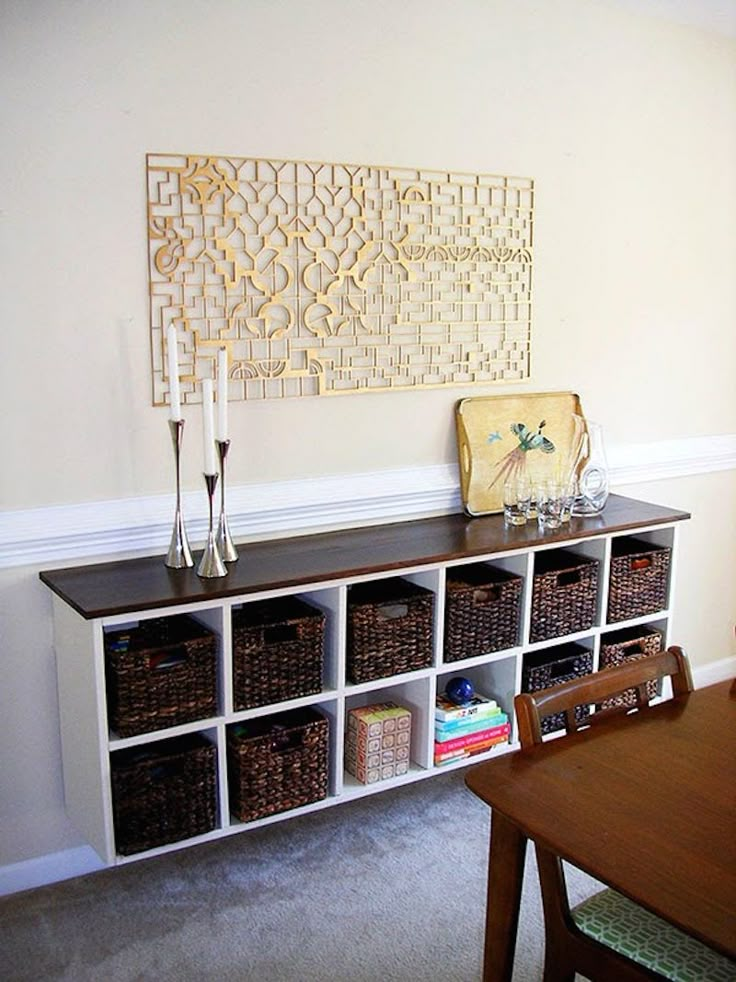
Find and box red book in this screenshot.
[434,733,509,764]
[433,722,510,755]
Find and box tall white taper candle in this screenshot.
[202,379,217,474]
[167,326,181,420]
[217,347,228,442]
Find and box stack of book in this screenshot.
[434,690,510,766]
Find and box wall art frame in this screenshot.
[147,152,534,405]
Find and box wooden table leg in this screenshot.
[481,810,528,982]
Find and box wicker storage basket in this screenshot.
[105,615,217,737]
[346,578,434,684]
[529,550,599,643]
[607,537,671,623]
[444,565,522,662]
[232,597,325,711]
[521,642,594,734]
[227,707,329,823]
[598,625,663,709]
[111,733,217,856]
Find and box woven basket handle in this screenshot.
[264,624,299,645]
[148,645,188,671]
[150,759,186,781]
[271,726,306,753]
[473,587,500,604]
[619,640,646,656]
[549,661,573,681]
[376,603,409,620]
[630,556,652,571]
[557,569,581,587]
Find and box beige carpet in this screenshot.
[0,768,598,981]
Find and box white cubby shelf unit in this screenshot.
[40,494,689,866]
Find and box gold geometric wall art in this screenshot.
[147,153,534,405]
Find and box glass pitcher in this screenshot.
[571,417,609,516]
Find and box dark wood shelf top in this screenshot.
[39,494,689,620]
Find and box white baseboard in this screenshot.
[692,656,736,690]
[1,657,733,899]
[1,434,734,570]
[0,845,104,898]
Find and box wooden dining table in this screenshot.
[464,679,736,982]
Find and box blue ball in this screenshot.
[445,676,475,705]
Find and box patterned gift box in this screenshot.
[345,702,412,785]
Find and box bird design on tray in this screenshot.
[487,420,556,489]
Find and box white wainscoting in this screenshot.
[1,434,734,570]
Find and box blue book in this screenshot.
[435,711,508,740]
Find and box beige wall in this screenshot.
[616,471,736,663]
[0,0,734,872]
[1,0,735,506]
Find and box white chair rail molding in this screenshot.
[1,434,734,570]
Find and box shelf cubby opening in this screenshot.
[529,545,603,644]
[343,675,433,788]
[345,576,436,685]
[110,727,220,858]
[521,639,595,739]
[225,704,331,828]
[103,609,223,741]
[230,593,329,714]
[606,530,674,626]
[443,556,527,665]
[598,619,671,702]
[437,655,516,750]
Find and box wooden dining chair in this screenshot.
[513,647,735,982]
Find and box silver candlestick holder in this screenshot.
[165,419,194,569]
[216,439,239,563]
[197,473,228,578]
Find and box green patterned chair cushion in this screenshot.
[572,888,736,981]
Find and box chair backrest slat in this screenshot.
[514,646,693,748]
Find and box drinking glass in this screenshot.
[560,482,575,523]
[537,482,565,531]
[503,479,531,527]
